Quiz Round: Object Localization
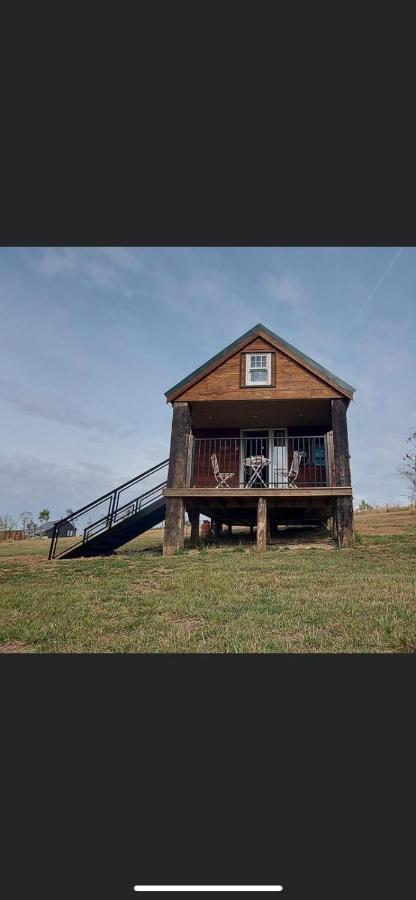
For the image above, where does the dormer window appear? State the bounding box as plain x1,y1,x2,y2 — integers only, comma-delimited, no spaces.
246,353,272,386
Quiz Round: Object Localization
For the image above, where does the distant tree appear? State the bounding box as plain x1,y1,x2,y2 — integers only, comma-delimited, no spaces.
38,509,50,523
401,428,416,504
65,508,74,518
0,513,18,530
20,510,36,536
357,500,373,511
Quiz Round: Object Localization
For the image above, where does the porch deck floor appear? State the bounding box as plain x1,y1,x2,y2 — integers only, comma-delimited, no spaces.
164,486,352,498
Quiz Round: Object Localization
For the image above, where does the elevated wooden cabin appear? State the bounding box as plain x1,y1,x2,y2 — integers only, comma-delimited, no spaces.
163,323,355,554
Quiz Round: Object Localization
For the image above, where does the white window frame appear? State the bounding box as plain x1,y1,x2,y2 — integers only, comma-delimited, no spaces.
245,352,272,386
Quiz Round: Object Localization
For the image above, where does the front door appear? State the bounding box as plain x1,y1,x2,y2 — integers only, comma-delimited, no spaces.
271,428,288,486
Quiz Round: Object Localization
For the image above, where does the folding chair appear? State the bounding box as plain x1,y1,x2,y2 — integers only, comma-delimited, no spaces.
211,454,235,488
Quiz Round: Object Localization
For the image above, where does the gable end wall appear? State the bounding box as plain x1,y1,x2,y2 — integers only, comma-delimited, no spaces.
175,338,343,402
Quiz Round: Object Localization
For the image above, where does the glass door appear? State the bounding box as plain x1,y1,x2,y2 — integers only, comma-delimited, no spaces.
272,429,288,487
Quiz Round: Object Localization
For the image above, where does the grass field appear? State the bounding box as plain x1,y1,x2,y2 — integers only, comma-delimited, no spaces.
0,509,415,653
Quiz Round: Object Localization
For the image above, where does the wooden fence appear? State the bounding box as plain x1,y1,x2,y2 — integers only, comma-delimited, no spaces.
0,530,24,542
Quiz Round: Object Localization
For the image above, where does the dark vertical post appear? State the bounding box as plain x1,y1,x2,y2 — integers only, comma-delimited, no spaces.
326,431,334,486
190,508,200,548
166,402,192,488
227,524,232,536
331,398,354,547
212,519,223,539
257,497,267,550
164,499,185,555
164,402,192,556
185,434,194,487
332,399,351,486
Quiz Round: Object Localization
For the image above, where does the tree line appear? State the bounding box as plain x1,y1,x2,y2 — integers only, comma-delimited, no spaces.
0,508,73,535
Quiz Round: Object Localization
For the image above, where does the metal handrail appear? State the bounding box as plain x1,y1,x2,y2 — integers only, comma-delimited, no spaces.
83,482,166,540
49,459,169,560
193,435,327,441
53,458,169,527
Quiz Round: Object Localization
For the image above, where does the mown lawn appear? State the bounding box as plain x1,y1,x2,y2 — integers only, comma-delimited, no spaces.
0,510,415,653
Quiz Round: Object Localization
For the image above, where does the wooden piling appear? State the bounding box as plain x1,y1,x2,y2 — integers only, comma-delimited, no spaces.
163,497,185,555
190,509,200,547
257,497,267,550
331,398,354,547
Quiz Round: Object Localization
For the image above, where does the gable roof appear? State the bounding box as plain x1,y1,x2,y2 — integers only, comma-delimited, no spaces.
36,520,58,533
36,519,76,534
165,323,355,402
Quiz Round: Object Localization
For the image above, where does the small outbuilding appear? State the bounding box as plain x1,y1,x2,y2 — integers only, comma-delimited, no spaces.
37,520,76,539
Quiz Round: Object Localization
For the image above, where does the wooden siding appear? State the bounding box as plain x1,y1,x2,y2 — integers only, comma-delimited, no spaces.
166,324,355,402
176,338,343,402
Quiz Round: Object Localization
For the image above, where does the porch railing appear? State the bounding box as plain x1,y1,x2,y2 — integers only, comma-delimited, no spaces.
191,435,329,488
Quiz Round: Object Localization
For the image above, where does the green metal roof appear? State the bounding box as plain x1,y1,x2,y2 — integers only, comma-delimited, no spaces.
165,322,355,400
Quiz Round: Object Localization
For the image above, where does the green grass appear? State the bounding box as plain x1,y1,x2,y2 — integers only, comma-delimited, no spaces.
0,511,415,653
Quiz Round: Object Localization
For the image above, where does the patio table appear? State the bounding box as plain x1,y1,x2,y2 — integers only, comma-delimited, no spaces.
244,455,270,488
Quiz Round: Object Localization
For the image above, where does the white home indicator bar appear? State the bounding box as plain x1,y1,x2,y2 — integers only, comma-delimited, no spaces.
134,887,283,893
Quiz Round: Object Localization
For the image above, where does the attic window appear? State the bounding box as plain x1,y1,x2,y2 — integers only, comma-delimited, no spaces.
246,353,272,386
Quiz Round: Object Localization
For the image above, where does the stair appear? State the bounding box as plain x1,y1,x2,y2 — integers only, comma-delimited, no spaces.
49,459,169,559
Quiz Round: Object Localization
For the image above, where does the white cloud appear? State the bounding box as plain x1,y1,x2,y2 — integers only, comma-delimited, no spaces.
26,247,144,294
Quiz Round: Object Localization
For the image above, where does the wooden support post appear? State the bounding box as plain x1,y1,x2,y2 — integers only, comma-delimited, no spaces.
185,433,194,487
164,402,191,556
257,497,267,550
331,399,354,546
163,497,185,556
227,524,232,536
166,402,192,489
331,399,352,486
326,429,335,486
212,519,223,539
334,497,354,547
190,509,200,548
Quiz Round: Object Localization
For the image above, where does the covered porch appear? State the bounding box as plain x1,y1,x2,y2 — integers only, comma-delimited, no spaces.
163,397,354,554
190,397,336,489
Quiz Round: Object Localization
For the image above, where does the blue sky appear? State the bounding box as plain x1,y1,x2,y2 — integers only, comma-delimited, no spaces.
0,247,415,522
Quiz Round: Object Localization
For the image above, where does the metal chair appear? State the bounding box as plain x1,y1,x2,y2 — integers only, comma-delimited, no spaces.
288,450,303,488
211,454,235,488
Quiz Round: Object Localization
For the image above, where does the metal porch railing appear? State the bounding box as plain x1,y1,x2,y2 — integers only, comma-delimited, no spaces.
192,436,329,489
